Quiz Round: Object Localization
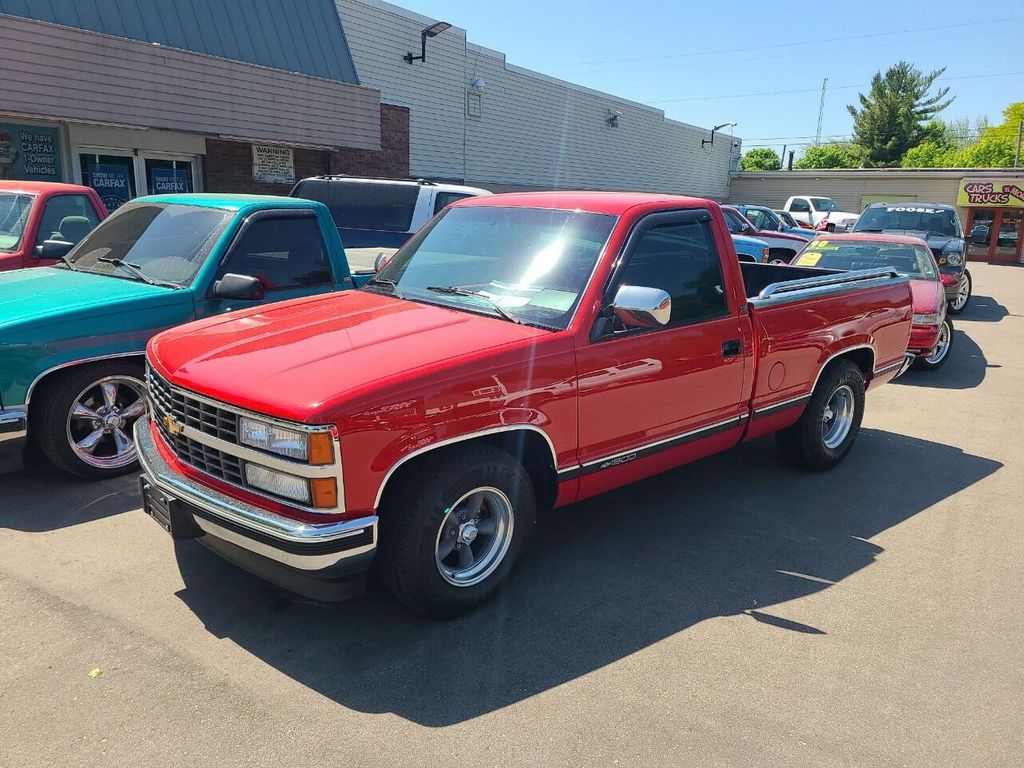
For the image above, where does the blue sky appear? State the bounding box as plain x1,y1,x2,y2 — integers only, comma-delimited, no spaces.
394,0,1023,158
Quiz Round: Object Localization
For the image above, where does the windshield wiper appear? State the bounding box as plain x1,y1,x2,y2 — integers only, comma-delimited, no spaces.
58,254,78,271
425,285,522,324
96,257,178,288
364,275,404,298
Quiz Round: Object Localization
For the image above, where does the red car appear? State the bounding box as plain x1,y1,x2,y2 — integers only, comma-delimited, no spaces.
792,233,951,370
138,192,913,615
0,181,106,271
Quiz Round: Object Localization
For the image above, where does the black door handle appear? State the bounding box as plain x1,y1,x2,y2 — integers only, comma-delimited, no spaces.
722,339,742,357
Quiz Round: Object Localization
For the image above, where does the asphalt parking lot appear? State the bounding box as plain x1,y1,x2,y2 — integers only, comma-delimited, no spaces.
1,263,1022,768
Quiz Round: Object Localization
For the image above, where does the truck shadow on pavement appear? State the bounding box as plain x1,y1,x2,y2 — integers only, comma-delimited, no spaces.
0,467,137,532
896,329,995,390
960,294,1009,323
172,428,1001,727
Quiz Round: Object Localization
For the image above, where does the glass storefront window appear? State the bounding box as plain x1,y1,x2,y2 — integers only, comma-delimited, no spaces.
79,154,136,212
145,158,194,195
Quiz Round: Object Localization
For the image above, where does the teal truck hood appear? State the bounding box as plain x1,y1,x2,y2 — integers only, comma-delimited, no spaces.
0,267,194,409
0,267,188,327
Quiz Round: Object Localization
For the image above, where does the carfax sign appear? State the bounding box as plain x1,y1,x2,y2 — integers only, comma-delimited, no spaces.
89,164,132,211
957,178,1024,207
0,123,63,181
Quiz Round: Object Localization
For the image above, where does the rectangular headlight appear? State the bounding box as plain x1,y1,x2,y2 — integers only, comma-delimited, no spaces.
239,416,308,460
244,463,311,504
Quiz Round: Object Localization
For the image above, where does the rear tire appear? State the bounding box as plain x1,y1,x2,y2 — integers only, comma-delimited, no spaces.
376,444,536,617
33,361,148,480
776,360,865,471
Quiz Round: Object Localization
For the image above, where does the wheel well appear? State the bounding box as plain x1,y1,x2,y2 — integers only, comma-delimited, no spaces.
27,356,145,417
380,429,559,512
824,347,874,384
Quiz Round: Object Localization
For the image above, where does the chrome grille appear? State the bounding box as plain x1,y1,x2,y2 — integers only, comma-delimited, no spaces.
147,366,238,443
147,365,243,485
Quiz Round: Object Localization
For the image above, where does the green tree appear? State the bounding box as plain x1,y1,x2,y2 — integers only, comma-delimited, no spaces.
848,61,954,167
902,140,957,168
739,147,782,171
903,102,1023,167
794,143,861,169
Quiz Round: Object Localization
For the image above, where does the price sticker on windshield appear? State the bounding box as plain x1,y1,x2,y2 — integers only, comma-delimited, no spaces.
795,252,822,266
807,240,838,250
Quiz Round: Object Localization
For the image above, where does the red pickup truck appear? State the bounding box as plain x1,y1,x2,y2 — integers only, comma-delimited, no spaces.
0,181,106,271
137,192,914,615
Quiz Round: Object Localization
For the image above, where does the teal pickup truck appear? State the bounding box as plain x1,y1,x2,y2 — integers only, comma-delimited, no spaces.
0,193,369,479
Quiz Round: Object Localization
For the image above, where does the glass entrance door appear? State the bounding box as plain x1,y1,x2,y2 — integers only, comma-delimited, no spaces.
994,210,1023,260
79,152,136,213
144,158,194,195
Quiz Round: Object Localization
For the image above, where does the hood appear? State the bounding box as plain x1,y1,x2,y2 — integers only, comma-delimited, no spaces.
150,290,550,422
760,230,807,243
732,234,768,247
878,229,961,252
0,266,186,328
909,278,943,314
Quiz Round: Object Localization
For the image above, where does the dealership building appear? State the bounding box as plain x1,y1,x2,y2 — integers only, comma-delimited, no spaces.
0,0,738,211
729,168,1024,263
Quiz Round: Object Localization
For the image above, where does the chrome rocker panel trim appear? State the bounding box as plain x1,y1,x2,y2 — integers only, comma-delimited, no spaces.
136,420,376,574
0,405,28,443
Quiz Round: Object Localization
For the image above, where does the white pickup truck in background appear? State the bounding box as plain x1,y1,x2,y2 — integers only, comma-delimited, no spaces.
783,195,860,232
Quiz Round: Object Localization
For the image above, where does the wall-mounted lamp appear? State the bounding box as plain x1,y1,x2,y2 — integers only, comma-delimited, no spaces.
470,77,486,91
606,109,622,128
701,121,737,150
404,21,452,64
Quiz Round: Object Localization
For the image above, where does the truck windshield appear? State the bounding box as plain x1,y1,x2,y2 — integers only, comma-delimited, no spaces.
0,192,34,252
66,202,233,286
794,239,938,279
372,206,617,329
855,206,961,237
810,197,836,212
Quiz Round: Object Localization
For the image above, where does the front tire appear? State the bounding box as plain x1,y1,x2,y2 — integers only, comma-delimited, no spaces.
914,317,954,371
776,360,865,471
377,444,536,616
33,361,148,479
946,271,971,315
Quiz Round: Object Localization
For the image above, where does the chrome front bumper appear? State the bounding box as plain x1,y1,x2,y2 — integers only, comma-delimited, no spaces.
135,419,377,577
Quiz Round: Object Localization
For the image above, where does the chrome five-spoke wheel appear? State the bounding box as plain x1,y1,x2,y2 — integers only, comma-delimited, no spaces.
821,384,855,450
434,487,514,587
66,375,148,470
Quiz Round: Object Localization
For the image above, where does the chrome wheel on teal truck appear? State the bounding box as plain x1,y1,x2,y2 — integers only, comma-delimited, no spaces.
0,193,368,479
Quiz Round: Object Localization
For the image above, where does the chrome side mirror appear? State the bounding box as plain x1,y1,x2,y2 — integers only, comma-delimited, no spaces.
611,285,672,329
374,251,392,272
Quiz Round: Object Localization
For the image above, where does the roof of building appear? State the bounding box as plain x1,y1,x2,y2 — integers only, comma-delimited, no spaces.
454,191,717,215
0,0,359,83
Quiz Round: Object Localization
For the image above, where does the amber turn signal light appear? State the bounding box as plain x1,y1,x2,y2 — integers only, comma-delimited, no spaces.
308,432,335,465
310,477,338,509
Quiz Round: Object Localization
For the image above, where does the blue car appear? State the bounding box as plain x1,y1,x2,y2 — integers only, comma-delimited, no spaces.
734,204,815,240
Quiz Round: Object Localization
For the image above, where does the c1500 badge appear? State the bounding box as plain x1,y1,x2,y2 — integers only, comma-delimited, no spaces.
599,452,637,470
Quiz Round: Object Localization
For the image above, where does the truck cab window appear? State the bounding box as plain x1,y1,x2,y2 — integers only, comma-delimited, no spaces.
618,220,727,324
433,192,473,215
218,216,332,290
36,194,101,247
790,199,809,213
723,210,745,234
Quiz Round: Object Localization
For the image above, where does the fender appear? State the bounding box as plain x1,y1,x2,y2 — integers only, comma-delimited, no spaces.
25,350,146,407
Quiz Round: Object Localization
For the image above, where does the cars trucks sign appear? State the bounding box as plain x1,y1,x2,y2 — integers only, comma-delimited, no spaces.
957,178,1024,208
0,123,62,182
252,144,295,184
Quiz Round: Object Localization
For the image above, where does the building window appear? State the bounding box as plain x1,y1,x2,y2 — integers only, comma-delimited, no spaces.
466,90,482,119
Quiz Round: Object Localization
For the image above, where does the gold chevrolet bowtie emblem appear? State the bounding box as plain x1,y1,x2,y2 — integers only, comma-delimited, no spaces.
163,414,184,436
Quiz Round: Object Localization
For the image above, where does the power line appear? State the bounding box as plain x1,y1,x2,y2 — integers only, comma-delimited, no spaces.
563,27,1015,78
647,70,1024,106
535,17,1022,68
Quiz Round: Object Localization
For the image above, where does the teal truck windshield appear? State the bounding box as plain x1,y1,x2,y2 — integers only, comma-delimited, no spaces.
856,206,961,237
796,239,938,279
373,206,617,329
0,193,34,252
67,202,233,285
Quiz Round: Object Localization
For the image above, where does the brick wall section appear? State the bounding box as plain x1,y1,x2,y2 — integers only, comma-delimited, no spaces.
203,104,410,193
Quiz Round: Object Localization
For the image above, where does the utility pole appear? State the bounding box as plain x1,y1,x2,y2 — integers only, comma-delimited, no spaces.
1015,120,1023,168
815,77,829,145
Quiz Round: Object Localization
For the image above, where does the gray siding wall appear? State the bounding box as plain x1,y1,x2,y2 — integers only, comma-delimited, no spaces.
0,14,381,150
336,0,736,196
